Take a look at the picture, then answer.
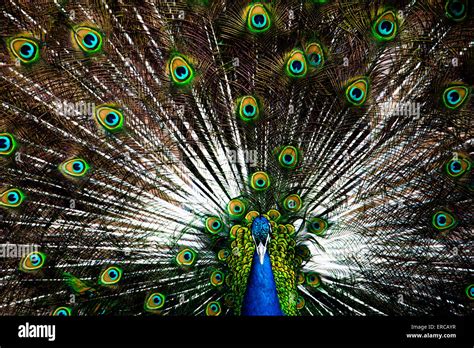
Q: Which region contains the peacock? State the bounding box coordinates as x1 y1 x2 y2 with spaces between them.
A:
0 0 472 318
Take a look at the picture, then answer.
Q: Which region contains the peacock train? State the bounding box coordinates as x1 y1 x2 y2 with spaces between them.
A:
0 0 472 316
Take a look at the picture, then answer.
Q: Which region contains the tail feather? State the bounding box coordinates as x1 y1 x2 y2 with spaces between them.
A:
0 0 472 316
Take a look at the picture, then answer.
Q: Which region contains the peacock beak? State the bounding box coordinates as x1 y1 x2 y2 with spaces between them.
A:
256 242 266 265
253 234 270 265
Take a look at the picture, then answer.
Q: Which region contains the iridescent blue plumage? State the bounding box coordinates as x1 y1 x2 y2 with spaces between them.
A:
251 216 271 243
241 252 283 316
241 216 283 316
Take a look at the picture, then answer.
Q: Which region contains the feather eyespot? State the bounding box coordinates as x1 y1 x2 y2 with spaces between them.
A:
345 78 369 106
59 158 90 178
217 249 230 262
227 199 247 219
445 155 471 178
307 217 328 235
445 0 468 21
296 244 311 260
432 211 457 231
20 252 46 272
73 26 103 54
442 85 470 110
0 133 17 156
205 216 224 234
210 270 225 287
286 50 307 78
0 188 25 208
145 292 166 311
466 284 474 300
266 209 281 222
305 42 324 68
95 105 124 132
237 96 260 122
99 266 123 285
51 307 72 316
305 272 321 287
372 11 398 41
278 145 300 169
250 171 270 191
205 301 221 316
229 225 240 239
176 248 197 267
170 55 194 85
283 194 302 213
8 37 40 64
246 4 271 33
296 296 305 310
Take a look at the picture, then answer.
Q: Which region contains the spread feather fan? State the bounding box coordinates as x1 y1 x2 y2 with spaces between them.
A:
0 0 473 316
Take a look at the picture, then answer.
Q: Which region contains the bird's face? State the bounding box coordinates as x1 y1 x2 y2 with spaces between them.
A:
251 216 271 264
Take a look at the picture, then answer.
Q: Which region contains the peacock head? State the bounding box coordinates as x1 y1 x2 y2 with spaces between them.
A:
251 216 271 265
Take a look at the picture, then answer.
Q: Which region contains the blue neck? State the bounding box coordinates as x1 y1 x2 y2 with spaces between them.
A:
241 251 283 316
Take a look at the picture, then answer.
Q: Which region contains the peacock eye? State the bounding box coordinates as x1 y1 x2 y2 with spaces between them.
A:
31 255 41 266
445 0 467 21
286 50 307 78
99 266 123 285
296 244 311 260
372 11 398 41
432 211 457 231
0 133 17 156
283 194 302 213
210 270 225 287
144 292 166 311
346 78 369 106
442 86 470 110
52 307 72 316
0 188 25 208
305 43 324 68
73 27 103 54
445 156 471 178
307 217 328 235
217 249 229 262
227 199 247 218
266 209 281 222
8 37 40 64
305 272 321 287
296 295 305 310
297 273 305 285
238 96 259 121
466 284 474 300
170 55 194 85
20 252 46 272
59 158 90 178
378 20 393 35
229 225 239 239
205 301 222 316
176 248 197 267
246 4 271 33
278 145 300 169
205 216 224 234
250 171 270 191
238 96 260 122
94 105 124 132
